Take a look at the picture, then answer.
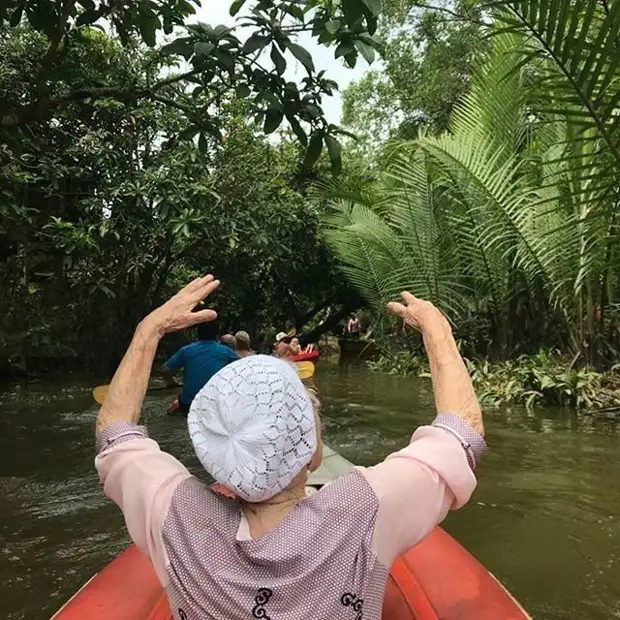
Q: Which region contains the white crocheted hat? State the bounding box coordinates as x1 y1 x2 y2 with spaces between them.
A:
187 355 317 502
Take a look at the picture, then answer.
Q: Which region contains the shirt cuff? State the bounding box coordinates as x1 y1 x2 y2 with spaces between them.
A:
431 414 487 470
95 421 149 454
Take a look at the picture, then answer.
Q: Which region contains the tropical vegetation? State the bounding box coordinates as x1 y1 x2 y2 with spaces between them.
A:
326 0 620 380
0 0 379 375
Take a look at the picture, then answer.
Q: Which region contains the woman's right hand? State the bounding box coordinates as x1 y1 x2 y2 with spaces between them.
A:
386 292 450 335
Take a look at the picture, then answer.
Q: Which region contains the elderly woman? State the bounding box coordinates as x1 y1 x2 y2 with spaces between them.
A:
95 275 485 620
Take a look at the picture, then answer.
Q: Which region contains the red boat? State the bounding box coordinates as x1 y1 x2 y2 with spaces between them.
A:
290 349 319 362
52 447 531 620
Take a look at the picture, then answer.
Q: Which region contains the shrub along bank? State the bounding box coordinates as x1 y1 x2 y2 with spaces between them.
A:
368 349 620 412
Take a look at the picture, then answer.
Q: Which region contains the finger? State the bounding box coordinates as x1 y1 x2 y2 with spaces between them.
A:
189 278 220 306
186 274 214 294
189 309 218 325
197 278 220 301
181 276 206 294
386 301 406 317
400 291 417 304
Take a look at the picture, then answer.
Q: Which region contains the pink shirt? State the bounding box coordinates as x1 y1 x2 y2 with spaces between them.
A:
95 417 485 619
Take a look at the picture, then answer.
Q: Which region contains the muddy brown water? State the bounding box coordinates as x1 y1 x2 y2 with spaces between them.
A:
0 363 619 619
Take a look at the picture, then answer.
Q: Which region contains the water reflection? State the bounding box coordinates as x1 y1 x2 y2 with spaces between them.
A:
0 366 619 619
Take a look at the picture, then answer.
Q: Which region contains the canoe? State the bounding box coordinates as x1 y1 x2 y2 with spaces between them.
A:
289 349 319 362
52 447 531 620
338 338 379 360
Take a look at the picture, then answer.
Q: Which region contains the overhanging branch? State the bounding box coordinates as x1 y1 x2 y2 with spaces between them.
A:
1 86 195 128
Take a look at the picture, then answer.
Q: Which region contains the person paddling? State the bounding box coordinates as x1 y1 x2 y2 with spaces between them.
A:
160 319 239 416
95 276 486 619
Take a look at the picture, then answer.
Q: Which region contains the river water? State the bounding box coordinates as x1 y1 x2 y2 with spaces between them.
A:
1 363 619 620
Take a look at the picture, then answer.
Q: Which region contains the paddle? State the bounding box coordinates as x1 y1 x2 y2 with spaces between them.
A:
92 383 178 406
92 360 315 405
296 361 315 380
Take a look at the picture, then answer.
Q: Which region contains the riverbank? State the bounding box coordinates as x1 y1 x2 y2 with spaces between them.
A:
368 349 620 414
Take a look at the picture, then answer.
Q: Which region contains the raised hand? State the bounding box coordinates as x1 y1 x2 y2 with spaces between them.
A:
145 275 220 336
386 292 450 335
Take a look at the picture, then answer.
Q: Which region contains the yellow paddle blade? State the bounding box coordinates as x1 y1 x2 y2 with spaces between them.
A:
92 384 109 405
296 361 315 380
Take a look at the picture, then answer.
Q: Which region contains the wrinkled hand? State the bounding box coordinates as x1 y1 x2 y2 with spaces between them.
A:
144 275 220 336
386 292 450 335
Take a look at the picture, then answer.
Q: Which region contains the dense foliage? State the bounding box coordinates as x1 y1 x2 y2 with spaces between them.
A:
0 0 376 374
341 0 488 155
323 0 620 376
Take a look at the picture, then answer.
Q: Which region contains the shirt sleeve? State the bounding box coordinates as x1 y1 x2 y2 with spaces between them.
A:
163 347 185 372
361 416 486 566
95 422 192 586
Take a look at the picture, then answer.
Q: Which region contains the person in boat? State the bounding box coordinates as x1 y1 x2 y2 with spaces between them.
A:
273 331 292 358
160 319 239 416
95 275 486 620
347 314 361 339
234 330 253 357
274 340 292 358
289 336 302 356
220 333 237 351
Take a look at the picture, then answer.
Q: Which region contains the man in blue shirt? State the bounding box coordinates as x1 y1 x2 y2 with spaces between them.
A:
161 321 239 415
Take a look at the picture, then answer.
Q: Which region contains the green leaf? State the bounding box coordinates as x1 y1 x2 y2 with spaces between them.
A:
262 90 284 111
161 37 193 56
196 22 215 37
264 110 284 134
287 42 315 72
303 103 321 119
198 133 208 153
325 19 341 35
230 0 246 16
138 13 160 47
194 41 215 56
179 126 199 140
214 24 231 37
213 49 235 72
270 44 286 75
354 39 375 64
324 135 342 174
335 41 355 59
344 51 357 68
243 34 270 54
303 133 323 169
289 117 308 147
75 7 101 27
361 0 381 17
236 83 252 98
286 4 305 21
342 0 363 27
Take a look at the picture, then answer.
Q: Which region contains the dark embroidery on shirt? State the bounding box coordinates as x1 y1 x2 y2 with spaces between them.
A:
341 592 363 619
252 587 273 619
178 608 188 620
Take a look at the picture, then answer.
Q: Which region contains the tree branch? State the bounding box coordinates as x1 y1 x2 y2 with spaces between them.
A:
153 67 204 91
411 2 490 28
0 85 198 128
